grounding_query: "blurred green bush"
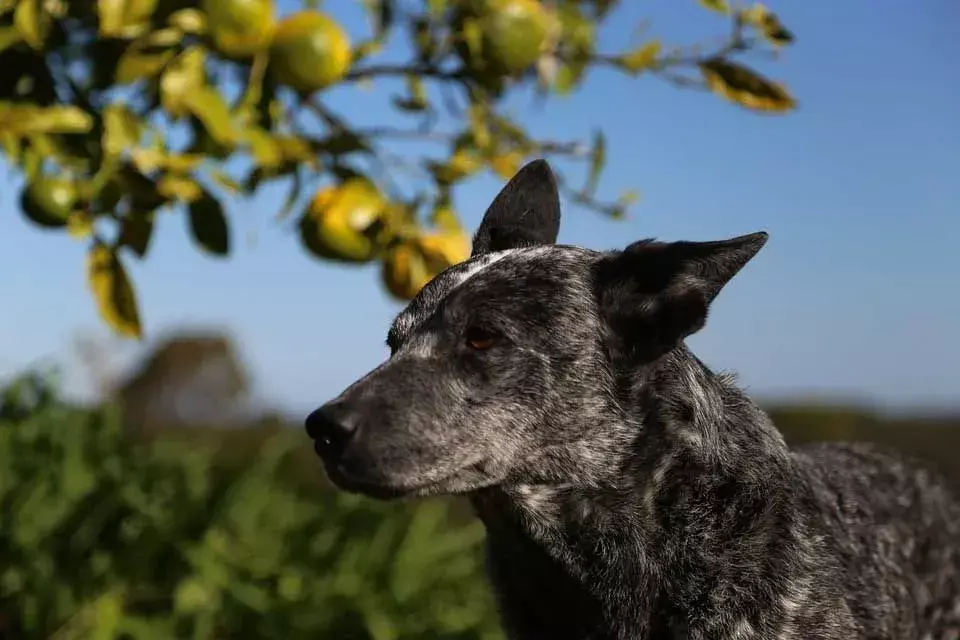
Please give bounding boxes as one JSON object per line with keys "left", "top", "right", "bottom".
{"left": 0, "top": 371, "right": 503, "bottom": 640}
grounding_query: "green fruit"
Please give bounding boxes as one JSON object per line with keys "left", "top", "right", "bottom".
{"left": 456, "top": 0, "right": 553, "bottom": 77}
{"left": 202, "top": 0, "right": 276, "bottom": 59}
{"left": 20, "top": 178, "right": 77, "bottom": 229}
{"left": 269, "top": 10, "right": 351, "bottom": 94}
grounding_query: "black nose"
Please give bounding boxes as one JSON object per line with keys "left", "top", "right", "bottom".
{"left": 305, "top": 402, "right": 357, "bottom": 461}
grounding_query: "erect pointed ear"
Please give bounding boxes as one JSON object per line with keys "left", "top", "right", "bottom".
{"left": 471, "top": 159, "right": 561, "bottom": 257}
{"left": 594, "top": 232, "right": 768, "bottom": 358}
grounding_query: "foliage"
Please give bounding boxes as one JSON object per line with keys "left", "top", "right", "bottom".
{"left": 0, "top": 0, "right": 798, "bottom": 339}
{"left": 0, "top": 371, "right": 502, "bottom": 640}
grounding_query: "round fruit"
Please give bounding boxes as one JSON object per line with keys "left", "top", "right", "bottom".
{"left": 20, "top": 177, "right": 78, "bottom": 229}
{"left": 416, "top": 229, "right": 471, "bottom": 272}
{"left": 300, "top": 179, "right": 385, "bottom": 263}
{"left": 382, "top": 243, "right": 432, "bottom": 301}
{"left": 269, "top": 10, "right": 351, "bottom": 94}
{"left": 456, "top": 0, "right": 553, "bottom": 76}
{"left": 202, "top": 0, "right": 276, "bottom": 59}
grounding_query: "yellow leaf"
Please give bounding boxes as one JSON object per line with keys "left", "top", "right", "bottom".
{"left": 184, "top": 86, "right": 238, "bottom": 146}
{"left": 168, "top": 8, "right": 206, "bottom": 34}
{"left": 67, "top": 211, "right": 95, "bottom": 240}
{"left": 13, "top": 0, "right": 51, "bottom": 49}
{"left": 102, "top": 103, "right": 142, "bottom": 159}
{"left": 698, "top": 0, "right": 730, "bottom": 14}
{"left": 98, "top": 0, "right": 158, "bottom": 38}
{"left": 86, "top": 243, "right": 142, "bottom": 339}
{"left": 741, "top": 3, "right": 794, "bottom": 47}
{"left": 158, "top": 174, "right": 202, "bottom": 202}
{"left": 617, "top": 40, "right": 661, "bottom": 75}
{"left": 116, "top": 48, "right": 176, "bottom": 84}
{"left": 160, "top": 46, "right": 206, "bottom": 118}
{"left": 699, "top": 58, "right": 796, "bottom": 113}
{"left": 0, "top": 103, "right": 94, "bottom": 135}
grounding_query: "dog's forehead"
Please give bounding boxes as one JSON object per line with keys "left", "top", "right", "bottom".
{"left": 389, "top": 245, "right": 582, "bottom": 338}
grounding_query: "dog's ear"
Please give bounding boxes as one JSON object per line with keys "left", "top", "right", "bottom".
{"left": 595, "top": 232, "right": 768, "bottom": 357}
{"left": 471, "top": 159, "right": 561, "bottom": 257}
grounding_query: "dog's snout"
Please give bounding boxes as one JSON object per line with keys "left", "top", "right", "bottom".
{"left": 305, "top": 402, "right": 357, "bottom": 460}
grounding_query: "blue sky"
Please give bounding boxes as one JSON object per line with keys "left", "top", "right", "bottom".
{"left": 1, "top": 0, "right": 958, "bottom": 415}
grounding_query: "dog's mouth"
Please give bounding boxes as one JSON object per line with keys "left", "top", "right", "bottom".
{"left": 316, "top": 445, "right": 492, "bottom": 500}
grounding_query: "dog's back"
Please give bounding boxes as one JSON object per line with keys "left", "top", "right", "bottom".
{"left": 792, "top": 441, "right": 960, "bottom": 639}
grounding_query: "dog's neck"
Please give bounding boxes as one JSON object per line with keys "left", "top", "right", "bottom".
{"left": 470, "top": 345, "right": 797, "bottom": 639}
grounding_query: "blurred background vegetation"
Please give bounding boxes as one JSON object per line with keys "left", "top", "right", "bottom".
{"left": 1, "top": 0, "right": 957, "bottom": 638}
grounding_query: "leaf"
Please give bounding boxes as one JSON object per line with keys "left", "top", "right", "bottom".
{"left": 160, "top": 46, "right": 206, "bottom": 118}
{"left": 741, "top": 4, "right": 794, "bottom": 47}
{"left": 118, "top": 212, "right": 155, "bottom": 259}
{"left": 185, "top": 87, "right": 238, "bottom": 146}
{"left": 188, "top": 190, "right": 230, "bottom": 257}
{"left": 243, "top": 128, "right": 283, "bottom": 169}
{"left": 699, "top": 57, "right": 796, "bottom": 113}
{"left": 0, "top": 25, "right": 23, "bottom": 53}
{"left": 115, "top": 48, "right": 176, "bottom": 84}
{"left": 209, "top": 170, "right": 246, "bottom": 196}
{"left": 115, "top": 28, "right": 182, "bottom": 84}
{"left": 67, "top": 211, "right": 95, "bottom": 240}
{"left": 167, "top": 8, "right": 206, "bottom": 34}
{"left": 585, "top": 129, "right": 605, "bottom": 197}
{"left": 86, "top": 243, "right": 143, "bottom": 339}
{"left": 617, "top": 40, "right": 662, "bottom": 76}
{"left": 698, "top": 0, "right": 730, "bottom": 14}
{"left": 158, "top": 174, "right": 202, "bottom": 202}
{"left": 0, "top": 104, "right": 94, "bottom": 135}
{"left": 98, "top": 0, "right": 157, "bottom": 37}
{"left": 102, "top": 103, "right": 142, "bottom": 159}
{"left": 13, "top": 0, "right": 51, "bottom": 49}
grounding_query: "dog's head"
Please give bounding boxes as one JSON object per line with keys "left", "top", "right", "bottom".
{"left": 306, "top": 160, "right": 767, "bottom": 499}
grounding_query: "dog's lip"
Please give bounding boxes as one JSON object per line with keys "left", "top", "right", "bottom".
{"left": 319, "top": 454, "right": 486, "bottom": 500}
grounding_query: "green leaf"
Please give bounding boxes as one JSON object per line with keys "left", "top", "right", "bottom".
{"left": 13, "top": 0, "right": 51, "bottom": 50}
{"left": 86, "top": 242, "right": 143, "bottom": 339}
{"left": 0, "top": 25, "right": 23, "bottom": 53}
{"left": 118, "top": 211, "right": 155, "bottom": 259}
{"left": 585, "top": 129, "right": 605, "bottom": 197}
{"left": 188, "top": 190, "right": 230, "bottom": 257}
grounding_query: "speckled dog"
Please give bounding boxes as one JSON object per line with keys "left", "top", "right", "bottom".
{"left": 306, "top": 160, "right": 960, "bottom": 640}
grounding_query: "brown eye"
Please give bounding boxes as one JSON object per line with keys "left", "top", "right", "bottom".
{"left": 465, "top": 327, "right": 498, "bottom": 351}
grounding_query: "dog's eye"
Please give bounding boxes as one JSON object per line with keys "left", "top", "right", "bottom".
{"left": 465, "top": 327, "right": 498, "bottom": 351}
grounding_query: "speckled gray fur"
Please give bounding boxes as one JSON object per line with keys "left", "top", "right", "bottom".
{"left": 306, "top": 160, "right": 960, "bottom": 639}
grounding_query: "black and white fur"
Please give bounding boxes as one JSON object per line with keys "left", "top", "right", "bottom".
{"left": 306, "top": 160, "right": 960, "bottom": 640}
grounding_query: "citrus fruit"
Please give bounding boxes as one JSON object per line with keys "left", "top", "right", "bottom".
{"left": 299, "top": 178, "right": 386, "bottom": 263}
{"left": 20, "top": 177, "right": 78, "bottom": 229}
{"left": 416, "top": 229, "right": 471, "bottom": 272}
{"left": 382, "top": 243, "right": 432, "bottom": 301}
{"left": 269, "top": 10, "right": 351, "bottom": 94}
{"left": 202, "top": 0, "right": 276, "bottom": 58}
{"left": 456, "top": 0, "right": 554, "bottom": 76}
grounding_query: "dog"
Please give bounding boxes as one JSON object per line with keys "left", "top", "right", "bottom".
{"left": 306, "top": 160, "right": 960, "bottom": 639}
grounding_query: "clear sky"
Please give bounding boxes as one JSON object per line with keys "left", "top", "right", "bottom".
{"left": 1, "top": 0, "right": 958, "bottom": 415}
